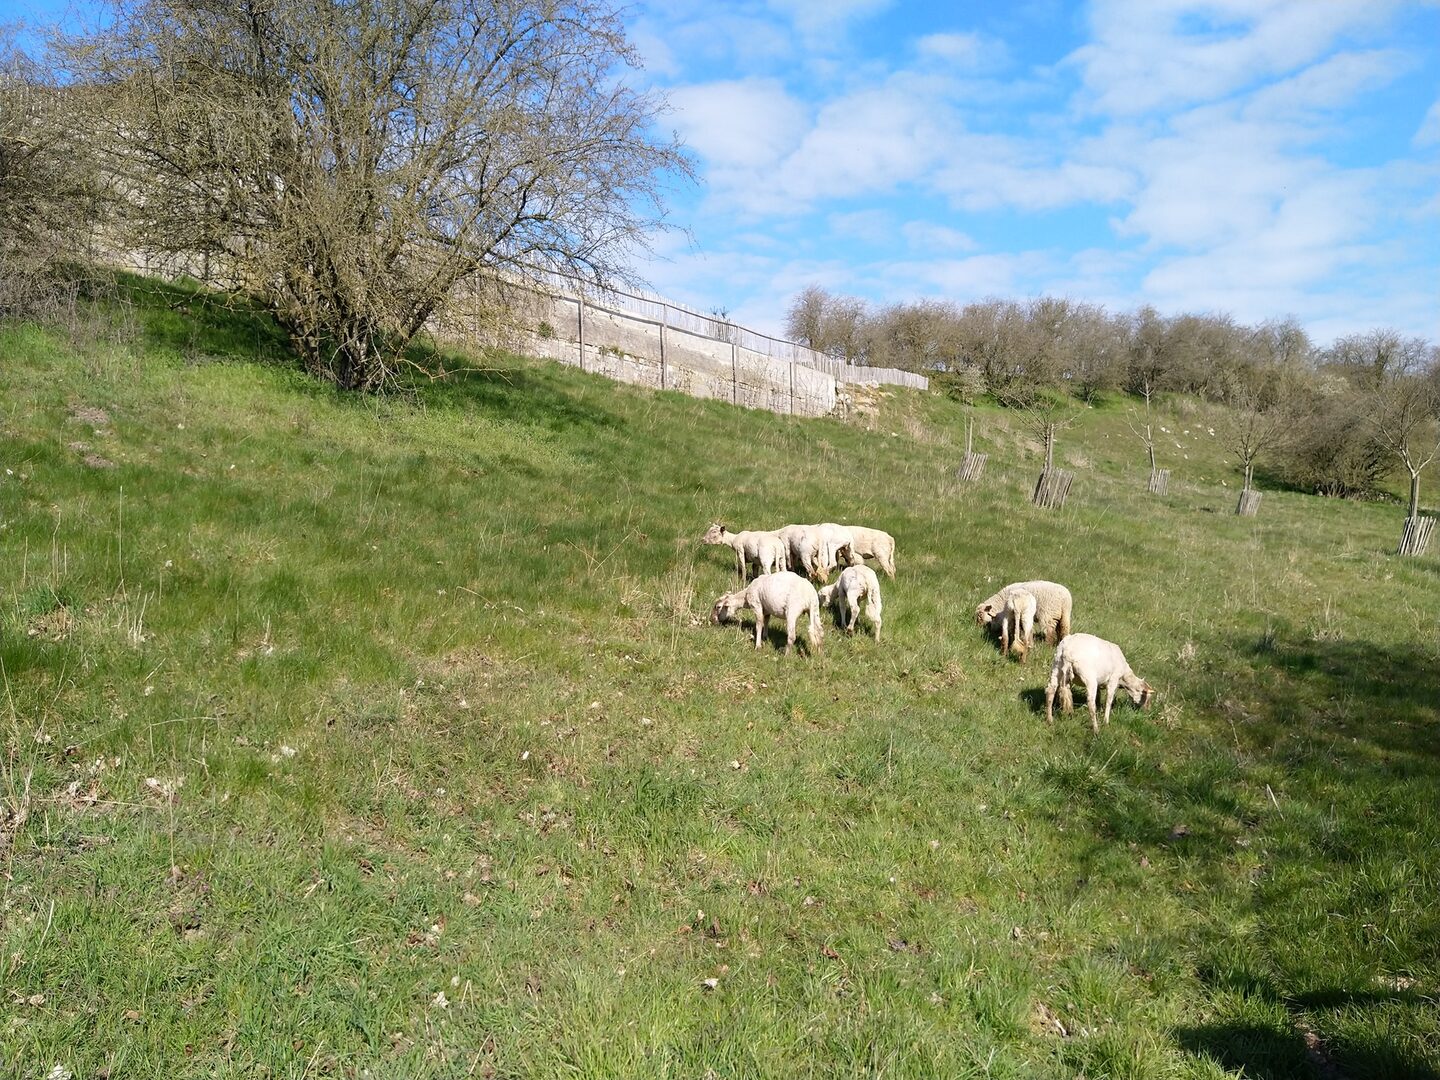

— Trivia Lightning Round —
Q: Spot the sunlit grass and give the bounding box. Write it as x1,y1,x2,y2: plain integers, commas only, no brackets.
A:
0,278,1436,1078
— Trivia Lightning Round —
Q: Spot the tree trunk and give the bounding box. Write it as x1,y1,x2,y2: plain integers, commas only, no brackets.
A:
1147,442,1156,471
1044,424,1055,469
1243,461,1254,492
1409,470,1421,518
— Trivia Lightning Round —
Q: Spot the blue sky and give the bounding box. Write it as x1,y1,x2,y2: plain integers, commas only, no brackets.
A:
13,0,1440,346
627,0,1440,346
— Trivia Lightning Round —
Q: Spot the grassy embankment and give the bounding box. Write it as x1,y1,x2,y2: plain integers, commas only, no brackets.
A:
1,278,1437,1079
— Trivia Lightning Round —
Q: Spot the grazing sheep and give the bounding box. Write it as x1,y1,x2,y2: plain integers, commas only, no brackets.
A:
817,564,883,641
702,522,788,580
975,580,1072,645
812,523,855,580
778,524,824,580
1044,632,1156,732
843,525,896,578
999,589,1037,661
711,571,824,655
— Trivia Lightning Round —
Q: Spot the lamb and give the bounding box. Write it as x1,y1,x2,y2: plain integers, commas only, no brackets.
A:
842,525,896,578
812,523,855,580
998,589,1037,661
711,570,823,655
1044,632,1156,732
701,523,788,580
778,524,825,580
817,564,883,641
975,580,1072,646
776,522,853,582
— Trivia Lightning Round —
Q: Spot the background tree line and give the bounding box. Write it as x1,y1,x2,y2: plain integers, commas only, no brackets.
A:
787,285,1440,504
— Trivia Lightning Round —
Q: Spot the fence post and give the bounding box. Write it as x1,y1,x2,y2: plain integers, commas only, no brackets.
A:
660,305,668,390
731,340,739,406
789,361,796,415
577,292,586,372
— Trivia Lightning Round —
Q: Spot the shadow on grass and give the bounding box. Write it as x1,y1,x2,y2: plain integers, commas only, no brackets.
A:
1174,1022,1313,1080
710,619,822,657
1033,631,1440,1078
1177,995,1440,1080
109,272,628,438
1251,637,1440,762
429,364,626,436
112,272,294,366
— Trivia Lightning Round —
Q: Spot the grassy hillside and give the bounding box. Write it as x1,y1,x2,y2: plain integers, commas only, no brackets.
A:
1,279,1437,1079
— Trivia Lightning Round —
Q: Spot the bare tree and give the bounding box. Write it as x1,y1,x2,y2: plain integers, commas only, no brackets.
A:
66,0,691,390
1020,394,1081,470
1371,373,1440,521
1124,395,1159,473
1323,329,1429,391
784,284,866,360
1064,302,1126,402
0,30,103,314
1227,389,1296,512
861,297,964,372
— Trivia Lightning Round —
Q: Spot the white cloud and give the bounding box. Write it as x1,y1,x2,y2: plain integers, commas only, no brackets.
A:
1244,48,1411,121
628,0,1439,346
915,32,1001,70
766,0,894,47
629,22,680,79
1068,0,1406,117
828,209,896,244
901,221,978,252
879,253,1056,300
1416,99,1440,146
774,82,952,202
667,79,809,172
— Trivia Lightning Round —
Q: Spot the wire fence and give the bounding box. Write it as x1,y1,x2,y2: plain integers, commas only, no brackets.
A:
528,267,928,391
97,245,930,401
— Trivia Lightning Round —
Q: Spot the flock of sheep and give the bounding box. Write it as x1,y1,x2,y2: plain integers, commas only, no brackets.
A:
701,522,1155,733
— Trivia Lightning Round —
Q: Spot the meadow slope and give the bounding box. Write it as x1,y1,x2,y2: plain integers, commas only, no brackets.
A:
1,281,1437,1079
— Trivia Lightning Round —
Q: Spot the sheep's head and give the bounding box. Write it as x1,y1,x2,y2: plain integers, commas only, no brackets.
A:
701,522,726,545
817,583,837,606
1123,676,1156,708
974,601,1000,626
711,593,743,624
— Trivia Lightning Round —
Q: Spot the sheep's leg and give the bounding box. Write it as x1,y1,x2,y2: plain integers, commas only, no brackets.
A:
785,608,799,655
752,604,765,650
1103,677,1118,727
1001,616,1011,656
1044,673,1058,723
846,597,860,634
735,548,746,580
1086,680,1100,733
867,596,881,642
1060,681,1074,713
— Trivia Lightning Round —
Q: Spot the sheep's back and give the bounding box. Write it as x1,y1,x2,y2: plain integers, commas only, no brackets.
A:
749,571,816,614
982,580,1071,637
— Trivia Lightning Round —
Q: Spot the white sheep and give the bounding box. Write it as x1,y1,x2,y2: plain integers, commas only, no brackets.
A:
843,525,896,578
702,522,788,580
975,580,1072,645
812,523,855,580
778,524,825,580
998,589,1037,661
1044,632,1156,732
711,571,823,655
817,564,883,641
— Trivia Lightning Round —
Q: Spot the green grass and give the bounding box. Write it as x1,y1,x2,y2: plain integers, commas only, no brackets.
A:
1,277,1437,1078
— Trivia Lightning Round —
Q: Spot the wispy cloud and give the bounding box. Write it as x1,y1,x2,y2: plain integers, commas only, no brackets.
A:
637,0,1439,343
